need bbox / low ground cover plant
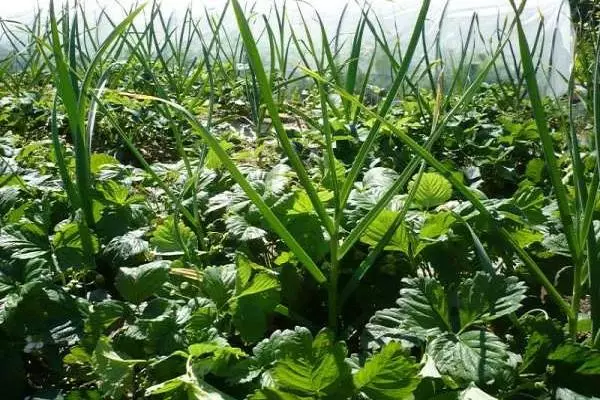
[1,0,600,398]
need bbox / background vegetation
[1,0,600,399]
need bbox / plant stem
[328,228,340,333]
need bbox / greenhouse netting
[0,0,572,94]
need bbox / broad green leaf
[234,253,280,299]
[188,340,246,377]
[346,167,400,224]
[525,158,545,183]
[268,330,353,398]
[364,167,399,194]
[364,307,416,351]
[0,279,45,325]
[236,253,255,291]
[226,214,267,242]
[52,221,99,269]
[548,342,600,397]
[86,300,131,340]
[509,228,543,248]
[353,341,420,400]
[419,212,457,239]
[205,140,234,170]
[428,330,513,386]
[90,153,119,174]
[361,209,409,254]
[408,172,452,209]
[229,327,314,385]
[230,255,280,342]
[188,341,246,359]
[284,213,329,261]
[185,300,219,342]
[0,187,20,216]
[236,273,279,298]
[285,190,335,215]
[365,273,526,351]
[0,223,50,261]
[150,216,198,254]
[91,337,145,398]
[146,372,238,400]
[145,376,185,395]
[202,265,236,308]
[555,388,600,400]
[250,327,313,377]
[103,229,149,263]
[232,291,279,343]
[396,277,451,339]
[460,385,498,400]
[114,261,170,304]
[458,272,527,328]
[96,180,132,206]
[264,164,292,197]
[520,315,564,373]
[251,388,313,399]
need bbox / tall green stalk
[509,0,584,338]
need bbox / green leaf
[346,167,400,224]
[205,140,234,170]
[284,213,329,261]
[525,158,545,183]
[146,372,238,399]
[114,261,170,304]
[251,327,313,373]
[353,341,421,400]
[520,315,564,373]
[0,223,50,261]
[52,221,99,269]
[548,342,600,397]
[267,330,353,398]
[229,327,314,385]
[150,216,198,255]
[419,212,457,239]
[236,273,280,299]
[91,337,145,398]
[509,228,544,248]
[458,272,527,328]
[363,167,399,194]
[0,187,20,216]
[251,388,313,399]
[90,153,119,174]
[428,330,513,386]
[364,273,526,351]
[96,180,134,206]
[103,229,149,264]
[226,214,267,242]
[396,277,451,339]
[202,265,236,308]
[408,172,452,209]
[364,307,416,351]
[460,384,498,400]
[145,376,185,395]
[185,300,219,342]
[85,300,131,342]
[188,340,246,377]
[360,209,409,254]
[555,388,600,400]
[230,255,280,343]
[264,164,292,197]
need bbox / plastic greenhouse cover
[0,0,572,94]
